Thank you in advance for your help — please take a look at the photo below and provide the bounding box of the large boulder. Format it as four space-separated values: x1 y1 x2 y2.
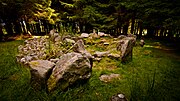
47 52 92 91
29 60 55 91
117 35 136 63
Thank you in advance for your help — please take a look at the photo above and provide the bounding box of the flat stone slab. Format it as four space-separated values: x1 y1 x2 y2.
99 73 120 83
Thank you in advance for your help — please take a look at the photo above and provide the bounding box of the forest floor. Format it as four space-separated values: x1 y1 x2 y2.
0 37 180 101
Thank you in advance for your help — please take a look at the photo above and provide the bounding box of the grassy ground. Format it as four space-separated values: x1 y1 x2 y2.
0 38 180 101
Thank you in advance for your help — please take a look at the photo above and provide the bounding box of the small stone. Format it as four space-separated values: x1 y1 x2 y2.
104 42 109 45
118 94 125 98
98 32 105 37
139 39 145 47
25 55 33 62
93 51 109 57
89 33 99 38
93 57 102 61
99 73 120 83
54 36 61 42
20 58 26 63
65 38 75 44
50 58 59 63
108 53 120 59
80 33 89 38
111 93 127 101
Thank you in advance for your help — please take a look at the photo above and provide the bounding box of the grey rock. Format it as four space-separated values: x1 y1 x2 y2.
47 52 92 91
29 60 55 79
80 33 89 38
111 93 127 101
117 36 136 63
49 29 59 41
89 33 99 38
108 53 120 59
99 73 120 83
25 55 33 62
93 57 102 61
54 36 61 42
65 38 75 44
93 51 109 57
29 60 55 91
98 32 105 37
139 39 145 47
118 35 126 40
127 34 137 38
50 58 59 63
20 57 26 63
73 39 93 59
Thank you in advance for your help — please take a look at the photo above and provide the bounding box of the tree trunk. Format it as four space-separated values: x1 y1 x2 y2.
160 28 164 37
14 21 22 35
138 21 143 37
139 25 143 38
0 26 3 41
5 22 14 36
123 23 129 35
36 23 41 35
131 15 135 34
147 27 154 37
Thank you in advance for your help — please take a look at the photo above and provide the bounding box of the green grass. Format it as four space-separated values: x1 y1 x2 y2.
0 39 180 101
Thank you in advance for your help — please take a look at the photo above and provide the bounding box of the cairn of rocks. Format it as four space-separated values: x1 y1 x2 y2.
16 37 48 64
16 31 93 92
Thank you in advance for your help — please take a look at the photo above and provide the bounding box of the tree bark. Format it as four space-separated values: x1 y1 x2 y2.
147 27 155 37
123 22 129 35
0 26 3 41
131 15 135 34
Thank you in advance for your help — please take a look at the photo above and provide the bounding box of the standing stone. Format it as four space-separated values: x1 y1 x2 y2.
47 52 92 91
117 36 136 63
29 60 55 91
73 39 93 60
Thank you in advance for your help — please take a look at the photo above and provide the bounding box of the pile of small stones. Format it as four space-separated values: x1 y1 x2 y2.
16 37 48 64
